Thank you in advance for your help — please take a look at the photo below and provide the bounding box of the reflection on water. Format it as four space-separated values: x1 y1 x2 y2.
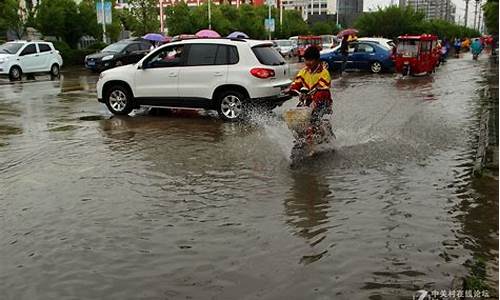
0 58 497 300
285 170 331 242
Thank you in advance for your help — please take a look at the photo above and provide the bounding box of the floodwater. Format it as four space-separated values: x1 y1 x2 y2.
0 57 497 300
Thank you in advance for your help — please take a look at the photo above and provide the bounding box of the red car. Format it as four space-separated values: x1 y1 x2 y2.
395 34 439 76
297 36 322 61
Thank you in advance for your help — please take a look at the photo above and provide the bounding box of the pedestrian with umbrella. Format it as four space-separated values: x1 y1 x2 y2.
337 28 358 76
142 33 169 50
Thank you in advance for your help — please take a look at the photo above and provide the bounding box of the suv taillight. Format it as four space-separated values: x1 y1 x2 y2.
250 68 275 79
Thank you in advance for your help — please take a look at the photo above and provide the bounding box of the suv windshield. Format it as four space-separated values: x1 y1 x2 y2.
102 43 128 53
0 43 24 54
252 46 285 66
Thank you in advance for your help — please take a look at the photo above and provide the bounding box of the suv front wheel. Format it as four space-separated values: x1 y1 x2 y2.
9 66 22 81
105 85 134 115
216 90 245 122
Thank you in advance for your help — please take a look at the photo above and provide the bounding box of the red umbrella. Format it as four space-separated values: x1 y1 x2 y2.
337 28 358 37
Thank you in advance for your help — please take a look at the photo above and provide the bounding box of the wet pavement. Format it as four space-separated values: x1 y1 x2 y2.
0 57 498 300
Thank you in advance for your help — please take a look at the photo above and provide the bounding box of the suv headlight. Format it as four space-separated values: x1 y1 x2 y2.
102 55 114 61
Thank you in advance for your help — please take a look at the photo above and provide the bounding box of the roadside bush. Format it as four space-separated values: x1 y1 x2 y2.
53 40 97 66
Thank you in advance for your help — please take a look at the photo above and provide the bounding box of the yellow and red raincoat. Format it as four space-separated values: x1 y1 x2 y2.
290 62 332 105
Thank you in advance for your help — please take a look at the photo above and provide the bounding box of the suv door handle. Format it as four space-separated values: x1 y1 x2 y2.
169 72 177 77
214 72 223 77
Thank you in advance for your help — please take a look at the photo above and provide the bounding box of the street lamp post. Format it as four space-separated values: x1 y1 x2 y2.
464 0 470 27
335 0 339 27
473 0 479 31
101 0 106 43
477 5 482 32
268 0 271 40
159 0 164 34
279 0 283 27
208 0 212 30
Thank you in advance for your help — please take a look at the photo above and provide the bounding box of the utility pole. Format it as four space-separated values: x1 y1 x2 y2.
335 0 339 27
101 0 106 43
477 6 482 32
268 0 271 40
279 0 283 27
159 0 164 34
473 0 479 31
464 0 470 27
208 0 212 30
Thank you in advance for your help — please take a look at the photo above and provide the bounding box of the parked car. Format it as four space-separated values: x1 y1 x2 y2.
96 39 292 121
321 34 339 50
0 40 63 81
85 39 150 72
296 36 322 61
358 37 395 51
320 41 394 73
273 40 295 57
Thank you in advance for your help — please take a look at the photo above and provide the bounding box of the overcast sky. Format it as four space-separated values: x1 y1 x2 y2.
363 0 480 28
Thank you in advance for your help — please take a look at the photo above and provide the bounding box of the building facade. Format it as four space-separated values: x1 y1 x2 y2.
401 0 456 22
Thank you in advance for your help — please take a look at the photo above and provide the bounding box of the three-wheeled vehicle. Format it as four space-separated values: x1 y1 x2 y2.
297 36 322 61
395 34 439 76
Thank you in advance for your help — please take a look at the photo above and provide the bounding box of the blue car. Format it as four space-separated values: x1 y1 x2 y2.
320 41 394 73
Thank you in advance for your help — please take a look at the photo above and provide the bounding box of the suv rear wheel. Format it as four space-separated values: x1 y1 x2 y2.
216 90 245 122
50 64 60 78
105 85 134 115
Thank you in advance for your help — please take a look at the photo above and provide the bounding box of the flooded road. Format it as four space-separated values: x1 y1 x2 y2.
0 58 497 300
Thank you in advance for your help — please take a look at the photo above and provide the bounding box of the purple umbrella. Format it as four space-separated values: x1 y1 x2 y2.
142 33 166 42
227 31 249 39
195 29 221 38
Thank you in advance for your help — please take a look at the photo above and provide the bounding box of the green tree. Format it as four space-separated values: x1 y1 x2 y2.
276 10 309 38
0 0 27 39
36 0 82 47
238 4 265 39
310 21 338 35
128 0 160 35
354 5 479 39
165 2 194 36
355 5 425 39
483 0 498 35
78 0 101 38
190 4 209 33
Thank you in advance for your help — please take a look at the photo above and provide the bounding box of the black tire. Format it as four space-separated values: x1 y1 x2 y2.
9 66 22 81
370 61 382 73
104 85 134 115
216 90 246 122
402 65 410 76
50 63 60 78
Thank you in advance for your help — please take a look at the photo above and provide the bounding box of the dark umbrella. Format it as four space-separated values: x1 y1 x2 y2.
227 31 249 39
337 28 358 37
142 33 167 42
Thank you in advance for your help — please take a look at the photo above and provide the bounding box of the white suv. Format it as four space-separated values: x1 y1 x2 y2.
0 41 63 81
96 38 292 121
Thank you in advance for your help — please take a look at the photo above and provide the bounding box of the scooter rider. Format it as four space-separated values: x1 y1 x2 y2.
287 46 333 144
